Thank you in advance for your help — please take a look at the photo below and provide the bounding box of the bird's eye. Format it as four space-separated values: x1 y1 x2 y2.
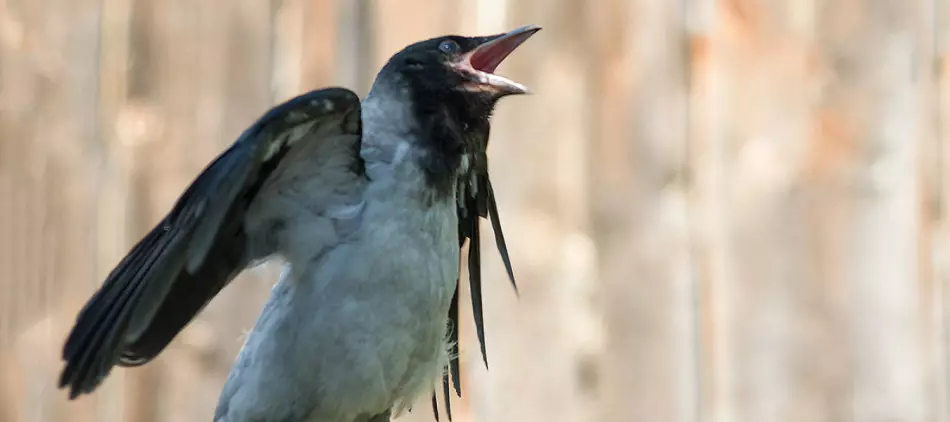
438 40 460 54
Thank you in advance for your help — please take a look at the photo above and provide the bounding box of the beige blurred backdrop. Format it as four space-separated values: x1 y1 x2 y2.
1 0 949 421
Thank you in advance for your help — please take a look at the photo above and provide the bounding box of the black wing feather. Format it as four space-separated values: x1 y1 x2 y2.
59 88 362 399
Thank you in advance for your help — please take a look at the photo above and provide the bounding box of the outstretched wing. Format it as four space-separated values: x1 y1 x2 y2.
59 87 363 399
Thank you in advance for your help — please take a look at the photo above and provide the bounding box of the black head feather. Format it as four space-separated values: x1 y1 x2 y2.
373 26 538 194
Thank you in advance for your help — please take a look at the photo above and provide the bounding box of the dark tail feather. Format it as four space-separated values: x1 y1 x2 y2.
467 215 487 368
447 285 461 396
439 288 461 421
486 180 517 295
442 371 453 421
431 394 440 422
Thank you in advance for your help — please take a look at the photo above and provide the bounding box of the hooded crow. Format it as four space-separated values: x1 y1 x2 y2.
58 25 540 422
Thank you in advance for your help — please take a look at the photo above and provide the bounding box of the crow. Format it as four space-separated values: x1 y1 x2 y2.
58 25 539 422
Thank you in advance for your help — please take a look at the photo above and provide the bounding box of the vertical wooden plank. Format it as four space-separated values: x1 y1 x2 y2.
687 0 727 419
935 0 950 419
695 0 857 420
0 0 97 340
0 0 104 419
335 0 375 95
298 0 338 89
271 0 338 99
811 0 931 420
0 0 29 352
272 0 303 101
588 0 696 420
586 0 634 418
372 0 456 68
916 0 944 420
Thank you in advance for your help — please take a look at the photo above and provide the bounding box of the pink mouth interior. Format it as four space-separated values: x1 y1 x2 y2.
468 35 532 74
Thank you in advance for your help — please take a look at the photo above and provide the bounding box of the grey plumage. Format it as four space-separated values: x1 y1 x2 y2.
58 25 540 422
215 84 462 421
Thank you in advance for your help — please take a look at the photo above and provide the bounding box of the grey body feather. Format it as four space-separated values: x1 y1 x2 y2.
215 85 460 421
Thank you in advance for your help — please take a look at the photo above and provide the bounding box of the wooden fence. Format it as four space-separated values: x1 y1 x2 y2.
1 0 949 421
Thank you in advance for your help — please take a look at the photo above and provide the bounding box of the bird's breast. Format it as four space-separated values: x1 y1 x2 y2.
345 190 460 412
356 191 459 315
217 175 461 421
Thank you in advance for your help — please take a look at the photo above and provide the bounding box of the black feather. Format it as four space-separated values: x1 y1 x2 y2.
442 371 453 421
467 213 487 368
447 285 461 396
60 223 188 397
60 145 251 397
486 180 517 294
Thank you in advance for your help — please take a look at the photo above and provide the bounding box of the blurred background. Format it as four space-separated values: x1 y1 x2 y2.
1 0 948 421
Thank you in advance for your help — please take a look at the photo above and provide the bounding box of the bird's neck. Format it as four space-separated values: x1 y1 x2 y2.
360 83 471 199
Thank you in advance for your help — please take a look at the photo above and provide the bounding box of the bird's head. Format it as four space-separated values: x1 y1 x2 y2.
376 25 540 126
391 25 539 97
368 25 540 194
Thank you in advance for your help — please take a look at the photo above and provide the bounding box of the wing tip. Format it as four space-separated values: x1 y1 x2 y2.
58 327 120 400
58 356 108 401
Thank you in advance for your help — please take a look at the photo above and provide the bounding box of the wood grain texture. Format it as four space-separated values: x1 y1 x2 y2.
1 0 947 421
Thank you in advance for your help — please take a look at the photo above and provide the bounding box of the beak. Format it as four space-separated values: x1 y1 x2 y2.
458 25 541 95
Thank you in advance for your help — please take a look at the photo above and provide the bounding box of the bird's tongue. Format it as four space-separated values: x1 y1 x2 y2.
468 25 540 74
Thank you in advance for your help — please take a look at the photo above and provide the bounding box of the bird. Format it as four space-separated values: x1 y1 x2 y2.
57 24 539 422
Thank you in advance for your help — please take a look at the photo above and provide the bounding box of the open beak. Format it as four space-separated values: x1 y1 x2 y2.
457 25 541 95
